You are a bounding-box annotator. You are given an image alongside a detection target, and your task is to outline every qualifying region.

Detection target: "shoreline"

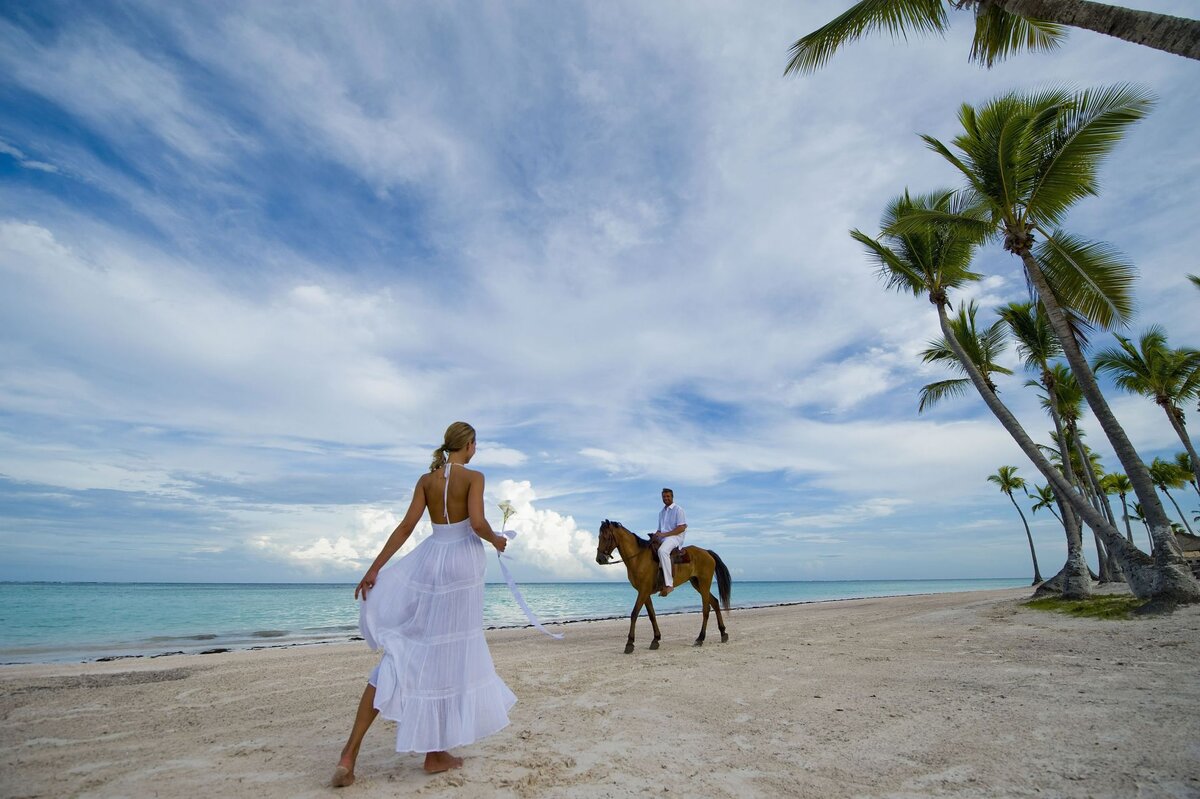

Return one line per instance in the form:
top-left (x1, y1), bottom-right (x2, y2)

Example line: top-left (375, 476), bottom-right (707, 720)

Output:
top-left (1, 581), bottom-right (1033, 667)
top-left (2, 587), bottom-right (1198, 798)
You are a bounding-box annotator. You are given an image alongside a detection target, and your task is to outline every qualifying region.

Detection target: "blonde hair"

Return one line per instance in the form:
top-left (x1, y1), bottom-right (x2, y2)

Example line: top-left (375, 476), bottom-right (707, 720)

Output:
top-left (430, 421), bottom-right (476, 472)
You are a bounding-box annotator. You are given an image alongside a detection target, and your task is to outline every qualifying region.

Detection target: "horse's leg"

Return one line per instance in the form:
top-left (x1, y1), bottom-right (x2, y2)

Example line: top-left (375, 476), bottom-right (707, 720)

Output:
top-left (712, 592), bottom-right (729, 643)
top-left (625, 592), bottom-right (649, 654)
top-left (693, 570), bottom-right (711, 647)
top-left (702, 561), bottom-right (729, 642)
top-left (645, 595), bottom-right (662, 650)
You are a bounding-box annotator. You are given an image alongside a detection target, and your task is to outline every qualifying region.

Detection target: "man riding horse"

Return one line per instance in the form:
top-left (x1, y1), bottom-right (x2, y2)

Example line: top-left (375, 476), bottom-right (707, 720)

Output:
top-left (652, 488), bottom-right (687, 597)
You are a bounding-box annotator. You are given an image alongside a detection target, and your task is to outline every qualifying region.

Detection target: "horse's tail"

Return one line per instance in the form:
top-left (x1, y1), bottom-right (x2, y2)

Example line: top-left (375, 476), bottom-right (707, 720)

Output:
top-left (708, 549), bottom-right (732, 610)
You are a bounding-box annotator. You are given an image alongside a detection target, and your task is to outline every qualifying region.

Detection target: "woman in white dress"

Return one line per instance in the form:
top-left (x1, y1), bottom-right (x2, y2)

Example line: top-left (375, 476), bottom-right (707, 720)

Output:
top-left (332, 421), bottom-right (515, 787)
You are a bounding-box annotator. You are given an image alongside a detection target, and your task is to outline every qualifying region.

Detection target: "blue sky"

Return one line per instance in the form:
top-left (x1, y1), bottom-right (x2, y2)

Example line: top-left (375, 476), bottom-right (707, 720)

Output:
top-left (2, 1), bottom-right (1198, 584)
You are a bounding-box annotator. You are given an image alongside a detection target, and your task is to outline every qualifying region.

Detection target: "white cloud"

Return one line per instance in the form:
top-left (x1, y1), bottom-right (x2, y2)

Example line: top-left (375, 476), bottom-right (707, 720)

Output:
top-left (1, 1), bottom-right (1197, 582)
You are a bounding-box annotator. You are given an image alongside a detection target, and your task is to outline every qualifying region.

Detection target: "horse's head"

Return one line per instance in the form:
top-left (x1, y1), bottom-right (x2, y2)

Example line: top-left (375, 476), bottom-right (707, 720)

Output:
top-left (596, 519), bottom-right (620, 565)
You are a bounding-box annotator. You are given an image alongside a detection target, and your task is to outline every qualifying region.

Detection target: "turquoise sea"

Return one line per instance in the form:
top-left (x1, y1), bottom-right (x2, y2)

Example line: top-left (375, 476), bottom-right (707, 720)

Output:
top-left (0, 579), bottom-right (1029, 664)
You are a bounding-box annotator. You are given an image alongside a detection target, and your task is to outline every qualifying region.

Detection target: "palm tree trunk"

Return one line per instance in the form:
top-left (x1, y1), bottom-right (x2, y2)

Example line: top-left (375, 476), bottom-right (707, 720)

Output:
top-left (1008, 492), bottom-right (1043, 583)
top-left (1061, 423), bottom-right (1112, 582)
top-left (1033, 511), bottom-right (1091, 599)
top-left (1045, 392), bottom-right (1097, 588)
top-left (1071, 432), bottom-right (1125, 582)
top-left (1018, 250), bottom-right (1200, 603)
top-left (932, 299), bottom-right (1157, 597)
top-left (1163, 405), bottom-right (1200, 490)
top-left (1161, 487), bottom-right (1195, 534)
top-left (995, 0), bottom-right (1200, 61)
top-left (1118, 493), bottom-right (1133, 544)
top-left (1074, 435), bottom-right (1116, 528)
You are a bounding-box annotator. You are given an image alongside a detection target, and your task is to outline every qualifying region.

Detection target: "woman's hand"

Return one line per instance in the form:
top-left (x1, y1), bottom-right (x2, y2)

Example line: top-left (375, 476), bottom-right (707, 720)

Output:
top-left (355, 567), bottom-right (380, 601)
top-left (491, 533), bottom-right (508, 553)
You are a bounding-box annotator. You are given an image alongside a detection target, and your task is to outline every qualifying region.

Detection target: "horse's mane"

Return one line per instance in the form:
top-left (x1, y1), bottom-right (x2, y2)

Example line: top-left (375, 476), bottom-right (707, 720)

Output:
top-left (601, 519), bottom-right (651, 549)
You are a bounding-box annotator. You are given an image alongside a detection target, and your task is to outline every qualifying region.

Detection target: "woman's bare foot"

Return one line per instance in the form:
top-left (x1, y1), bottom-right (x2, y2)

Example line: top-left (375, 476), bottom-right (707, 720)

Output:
top-left (331, 764), bottom-right (355, 788)
top-left (423, 751), bottom-right (464, 773)
top-left (659, 585), bottom-right (674, 597)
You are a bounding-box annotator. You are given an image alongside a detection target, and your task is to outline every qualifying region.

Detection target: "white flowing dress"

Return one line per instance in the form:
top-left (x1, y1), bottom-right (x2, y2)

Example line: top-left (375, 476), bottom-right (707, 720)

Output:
top-left (359, 463), bottom-right (517, 753)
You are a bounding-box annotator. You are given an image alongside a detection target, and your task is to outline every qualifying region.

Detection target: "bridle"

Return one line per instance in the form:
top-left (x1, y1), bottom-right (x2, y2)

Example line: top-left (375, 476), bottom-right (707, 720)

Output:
top-left (596, 522), bottom-right (626, 566)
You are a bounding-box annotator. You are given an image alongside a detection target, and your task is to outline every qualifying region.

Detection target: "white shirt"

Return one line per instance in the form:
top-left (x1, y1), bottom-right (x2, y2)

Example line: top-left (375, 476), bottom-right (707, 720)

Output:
top-left (658, 503), bottom-right (687, 535)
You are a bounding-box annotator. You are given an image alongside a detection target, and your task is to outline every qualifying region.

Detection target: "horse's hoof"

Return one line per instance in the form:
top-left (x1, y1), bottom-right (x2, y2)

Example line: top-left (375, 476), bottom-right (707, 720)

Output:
top-left (624, 643), bottom-right (635, 654)
top-left (721, 633), bottom-right (729, 643)
top-left (693, 640), bottom-right (704, 647)
top-left (649, 640), bottom-right (660, 650)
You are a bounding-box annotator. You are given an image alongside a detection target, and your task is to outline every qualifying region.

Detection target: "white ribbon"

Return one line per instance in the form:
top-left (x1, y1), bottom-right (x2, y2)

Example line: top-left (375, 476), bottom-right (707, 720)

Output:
top-left (496, 530), bottom-right (563, 640)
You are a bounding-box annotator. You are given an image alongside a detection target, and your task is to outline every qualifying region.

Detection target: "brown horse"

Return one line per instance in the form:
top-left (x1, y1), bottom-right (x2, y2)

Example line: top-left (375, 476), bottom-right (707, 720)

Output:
top-left (596, 520), bottom-right (731, 654)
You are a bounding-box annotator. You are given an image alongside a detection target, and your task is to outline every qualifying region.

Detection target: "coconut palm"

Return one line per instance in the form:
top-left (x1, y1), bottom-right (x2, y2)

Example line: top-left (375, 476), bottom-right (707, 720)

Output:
top-left (1101, 472), bottom-right (1135, 544)
top-left (1032, 365), bottom-right (1122, 582)
top-left (1130, 502), bottom-right (1153, 551)
top-left (901, 85), bottom-right (1198, 602)
top-left (854, 190), bottom-right (1102, 596)
top-left (784, 0), bottom-right (1200, 75)
top-left (1092, 327), bottom-right (1200, 489)
top-left (918, 301), bottom-right (1012, 412)
top-left (1149, 457), bottom-right (1195, 534)
top-left (988, 466), bottom-right (1043, 584)
top-left (1028, 483), bottom-right (1061, 523)
top-left (1189, 274), bottom-right (1200, 291)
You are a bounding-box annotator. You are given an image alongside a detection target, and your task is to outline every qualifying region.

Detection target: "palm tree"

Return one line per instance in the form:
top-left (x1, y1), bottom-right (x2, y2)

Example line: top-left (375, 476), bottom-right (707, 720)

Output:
top-left (1092, 327), bottom-right (1200, 489)
top-left (1030, 366), bottom-right (1118, 582)
top-left (918, 301), bottom-right (1012, 412)
top-left (853, 189), bottom-right (1103, 596)
top-left (1029, 483), bottom-right (1061, 524)
top-left (1149, 457), bottom-right (1195, 534)
top-left (987, 466), bottom-right (1043, 584)
top-left (1130, 502), bottom-right (1153, 551)
top-left (901, 85), bottom-right (1198, 602)
top-left (1102, 472), bottom-right (1135, 544)
top-left (1189, 274), bottom-right (1200, 291)
top-left (785, 1), bottom-right (1200, 75)
top-left (998, 300), bottom-right (1101, 584)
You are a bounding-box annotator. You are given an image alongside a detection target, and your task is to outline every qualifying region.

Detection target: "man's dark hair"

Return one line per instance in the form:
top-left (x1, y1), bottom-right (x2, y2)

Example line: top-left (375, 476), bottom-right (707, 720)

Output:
top-left (662, 487), bottom-right (673, 493)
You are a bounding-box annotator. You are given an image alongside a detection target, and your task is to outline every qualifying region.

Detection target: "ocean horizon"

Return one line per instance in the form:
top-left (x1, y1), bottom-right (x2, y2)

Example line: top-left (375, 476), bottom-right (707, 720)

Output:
top-left (0, 578), bottom-right (1030, 665)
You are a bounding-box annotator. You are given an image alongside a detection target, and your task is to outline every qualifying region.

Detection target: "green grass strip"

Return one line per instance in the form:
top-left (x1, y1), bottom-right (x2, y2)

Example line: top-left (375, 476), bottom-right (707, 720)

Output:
top-left (1024, 594), bottom-right (1148, 620)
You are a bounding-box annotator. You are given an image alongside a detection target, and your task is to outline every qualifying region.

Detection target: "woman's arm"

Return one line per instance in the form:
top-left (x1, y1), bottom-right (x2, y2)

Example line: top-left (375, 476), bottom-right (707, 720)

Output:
top-left (467, 472), bottom-right (507, 552)
top-left (355, 477), bottom-right (428, 600)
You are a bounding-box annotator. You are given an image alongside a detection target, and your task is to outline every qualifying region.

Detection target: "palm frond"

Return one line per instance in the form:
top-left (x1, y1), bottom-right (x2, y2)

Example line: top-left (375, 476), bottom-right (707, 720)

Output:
top-left (1034, 231), bottom-right (1135, 330)
top-left (851, 228), bottom-right (928, 297)
top-left (1027, 84), bottom-right (1155, 226)
top-left (969, 4), bottom-right (1065, 68)
top-left (855, 189), bottom-right (987, 300)
top-left (997, 300), bottom-right (1063, 370)
top-left (918, 378), bottom-right (971, 412)
top-left (784, 0), bottom-right (947, 75)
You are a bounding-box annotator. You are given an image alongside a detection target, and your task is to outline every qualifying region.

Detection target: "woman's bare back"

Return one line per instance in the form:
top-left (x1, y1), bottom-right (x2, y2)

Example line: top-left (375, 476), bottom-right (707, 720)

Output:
top-left (424, 464), bottom-right (475, 524)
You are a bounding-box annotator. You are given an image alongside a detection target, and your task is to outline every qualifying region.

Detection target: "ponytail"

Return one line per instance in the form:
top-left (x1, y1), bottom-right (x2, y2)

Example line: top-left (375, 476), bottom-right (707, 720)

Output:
top-left (429, 422), bottom-right (476, 472)
top-left (429, 445), bottom-right (448, 472)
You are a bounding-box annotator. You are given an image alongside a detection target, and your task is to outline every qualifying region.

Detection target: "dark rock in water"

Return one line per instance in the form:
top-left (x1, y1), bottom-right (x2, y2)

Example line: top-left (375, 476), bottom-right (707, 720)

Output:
top-left (251, 630), bottom-right (288, 638)
top-left (96, 654), bottom-right (143, 662)
top-left (199, 648), bottom-right (231, 655)
top-left (151, 651), bottom-right (186, 658)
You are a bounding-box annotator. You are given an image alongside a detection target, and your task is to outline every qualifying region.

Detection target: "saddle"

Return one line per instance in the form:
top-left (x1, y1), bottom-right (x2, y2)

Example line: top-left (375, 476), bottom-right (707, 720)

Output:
top-left (650, 539), bottom-right (691, 593)
top-left (649, 539), bottom-right (692, 564)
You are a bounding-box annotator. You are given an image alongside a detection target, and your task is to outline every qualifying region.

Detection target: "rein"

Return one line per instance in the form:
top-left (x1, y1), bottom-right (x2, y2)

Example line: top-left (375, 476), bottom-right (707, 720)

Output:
top-left (598, 522), bottom-right (641, 566)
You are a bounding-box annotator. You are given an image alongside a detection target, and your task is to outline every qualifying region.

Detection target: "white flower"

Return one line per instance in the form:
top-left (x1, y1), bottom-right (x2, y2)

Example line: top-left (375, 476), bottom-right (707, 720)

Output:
top-left (498, 500), bottom-right (516, 526)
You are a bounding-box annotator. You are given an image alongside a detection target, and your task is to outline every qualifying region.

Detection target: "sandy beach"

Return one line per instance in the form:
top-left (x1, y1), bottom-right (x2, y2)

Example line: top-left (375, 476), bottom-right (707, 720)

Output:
top-left (2, 587), bottom-right (1199, 799)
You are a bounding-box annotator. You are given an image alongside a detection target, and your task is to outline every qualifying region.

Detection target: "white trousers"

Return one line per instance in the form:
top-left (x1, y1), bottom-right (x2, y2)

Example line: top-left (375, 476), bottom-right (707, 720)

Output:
top-left (656, 534), bottom-right (685, 587)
